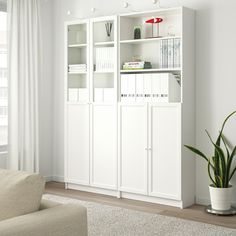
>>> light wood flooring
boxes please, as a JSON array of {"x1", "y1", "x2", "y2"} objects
[{"x1": 45, "y1": 181, "x2": 236, "y2": 229}]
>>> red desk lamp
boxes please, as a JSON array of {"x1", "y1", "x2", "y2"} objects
[{"x1": 145, "y1": 17, "x2": 163, "y2": 38}]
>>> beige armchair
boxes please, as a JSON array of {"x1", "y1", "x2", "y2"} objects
[
  {"x1": 0, "y1": 199, "x2": 88, "y2": 236},
  {"x1": 0, "y1": 169, "x2": 88, "y2": 236}
]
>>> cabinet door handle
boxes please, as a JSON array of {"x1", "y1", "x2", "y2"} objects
[{"x1": 145, "y1": 148, "x2": 152, "y2": 151}]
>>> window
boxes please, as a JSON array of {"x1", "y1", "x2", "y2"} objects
[{"x1": 0, "y1": 10, "x2": 7, "y2": 150}]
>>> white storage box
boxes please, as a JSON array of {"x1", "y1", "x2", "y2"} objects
[
  {"x1": 78, "y1": 88, "x2": 88, "y2": 102},
  {"x1": 68, "y1": 88, "x2": 79, "y2": 101},
  {"x1": 94, "y1": 88, "x2": 104, "y2": 102},
  {"x1": 104, "y1": 88, "x2": 115, "y2": 102}
]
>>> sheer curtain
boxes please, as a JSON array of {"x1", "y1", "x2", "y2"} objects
[{"x1": 8, "y1": 0, "x2": 41, "y2": 172}]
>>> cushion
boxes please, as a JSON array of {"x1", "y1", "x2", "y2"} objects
[{"x1": 0, "y1": 169, "x2": 45, "y2": 221}]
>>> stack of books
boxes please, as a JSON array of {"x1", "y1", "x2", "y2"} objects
[
  {"x1": 96, "y1": 47, "x2": 114, "y2": 72},
  {"x1": 160, "y1": 38, "x2": 181, "y2": 69},
  {"x1": 68, "y1": 64, "x2": 87, "y2": 73},
  {"x1": 122, "y1": 61, "x2": 152, "y2": 70}
]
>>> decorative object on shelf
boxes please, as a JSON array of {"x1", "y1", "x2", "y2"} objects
[
  {"x1": 145, "y1": 17, "x2": 163, "y2": 38},
  {"x1": 122, "y1": 61, "x2": 152, "y2": 70},
  {"x1": 105, "y1": 22, "x2": 113, "y2": 41},
  {"x1": 185, "y1": 111, "x2": 236, "y2": 212},
  {"x1": 134, "y1": 26, "x2": 141, "y2": 39},
  {"x1": 160, "y1": 38, "x2": 180, "y2": 69}
]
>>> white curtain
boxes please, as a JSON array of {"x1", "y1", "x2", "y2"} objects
[{"x1": 7, "y1": 0, "x2": 41, "y2": 172}]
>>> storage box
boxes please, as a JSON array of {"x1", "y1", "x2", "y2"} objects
[
  {"x1": 68, "y1": 88, "x2": 79, "y2": 101},
  {"x1": 78, "y1": 88, "x2": 88, "y2": 102},
  {"x1": 104, "y1": 88, "x2": 115, "y2": 102},
  {"x1": 94, "y1": 88, "x2": 104, "y2": 102}
]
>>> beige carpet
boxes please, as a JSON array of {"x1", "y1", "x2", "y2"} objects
[{"x1": 43, "y1": 194, "x2": 236, "y2": 236}]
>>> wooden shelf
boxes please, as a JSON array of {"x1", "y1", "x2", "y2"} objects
[
  {"x1": 94, "y1": 41, "x2": 114, "y2": 46},
  {"x1": 120, "y1": 68, "x2": 181, "y2": 73},
  {"x1": 120, "y1": 36, "x2": 181, "y2": 45},
  {"x1": 68, "y1": 44, "x2": 87, "y2": 48}
]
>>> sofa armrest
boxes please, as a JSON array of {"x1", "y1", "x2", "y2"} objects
[
  {"x1": 39, "y1": 199, "x2": 61, "y2": 210},
  {"x1": 0, "y1": 204, "x2": 87, "y2": 236}
]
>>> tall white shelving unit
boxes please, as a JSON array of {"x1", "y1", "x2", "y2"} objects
[{"x1": 65, "y1": 7, "x2": 195, "y2": 208}]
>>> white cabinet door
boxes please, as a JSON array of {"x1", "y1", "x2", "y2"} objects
[
  {"x1": 91, "y1": 103, "x2": 117, "y2": 189},
  {"x1": 119, "y1": 104, "x2": 148, "y2": 195},
  {"x1": 149, "y1": 104, "x2": 181, "y2": 200},
  {"x1": 65, "y1": 104, "x2": 90, "y2": 185}
]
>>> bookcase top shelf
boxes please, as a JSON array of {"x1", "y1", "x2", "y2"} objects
[
  {"x1": 119, "y1": 7, "x2": 182, "y2": 18},
  {"x1": 120, "y1": 68, "x2": 181, "y2": 73},
  {"x1": 120, "y1": 36, "x2": 181, "y2": 45}
]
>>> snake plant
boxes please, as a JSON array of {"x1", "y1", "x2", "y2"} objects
[{"x1": 185, "y1": 111, "x2": 236, "y2": 188}]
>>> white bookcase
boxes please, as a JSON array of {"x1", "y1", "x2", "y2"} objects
[{"x1": 65, "y1": 7, "x2": 195, "y2": 208}]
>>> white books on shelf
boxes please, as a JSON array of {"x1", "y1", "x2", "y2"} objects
[
  {"x1": 96, "y1": 47, "x2": 114, "y2": 72},
  {"x1": 68, "y1": 64, "x2": 87, "y2": 73},
  {"x1": 168, "y1": 39, "x2": 174, "y2": 68},
  {"x1": 160, "y1": 38, "x2": 181, "y2": 69},
  {"x1": 173, "y1": 38, "x2": 181, "y2": 68},
  {"x1": 162, "y1": 40, "x2": 168, "y2": 68}
]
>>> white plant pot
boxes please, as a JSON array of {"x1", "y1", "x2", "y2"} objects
[{"x1": 209, "y1": 185, "x2": 233, "y2": 211}]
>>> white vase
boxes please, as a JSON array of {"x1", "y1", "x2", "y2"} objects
[{"x1": 209, "y1": 185, "x2": 233, "y2": 211}]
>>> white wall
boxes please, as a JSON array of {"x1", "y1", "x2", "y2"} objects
[{"x1": 51, "y1": 0, "x2": 236, "y2": 204}]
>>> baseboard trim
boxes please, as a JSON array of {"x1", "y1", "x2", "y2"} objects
[
  {"x1": 44, "y1": 176, "x2": 53, "y2": 182},
  {"x1": 52, "y1": 175, "x2": 65, "y2": 182},
  {"x1": 44, "y1": 176, "x2": 64, "y2": 183}
]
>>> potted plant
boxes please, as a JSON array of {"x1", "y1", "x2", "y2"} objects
[{"x1": 185, "y1": 111, "x2": 236, "y2": 211}]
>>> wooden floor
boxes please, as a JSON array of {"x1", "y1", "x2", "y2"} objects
[{"x1": 45, "y1": 182, "x2": 236, "y2": 229}]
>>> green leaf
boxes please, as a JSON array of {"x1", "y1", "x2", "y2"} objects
[
  {"x1": 208, "y1": 159, "x2": 216, "y2": 187},
  {"x1": 227, "y1": 146, "x2": 236, "y2": 184},
  {"x1": 184, "y1": 145, "x2": 209, "y2": 162},
  {"x1": 205, "y1": 130, "x2": 227, "y2": 187},
  {"x1": 220, "y1": 111, "x2": 236, "y2": 135},
  {"x1": 221, "y1": 134, "x2": 230, "y2": 160},
  {"x1": 229, "y1": 166, "x2": 236, "y2": 182}
]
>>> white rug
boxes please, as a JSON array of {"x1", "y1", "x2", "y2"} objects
[{"x1": 43, "y1": 194, "x2": 236, "y2": 236}]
